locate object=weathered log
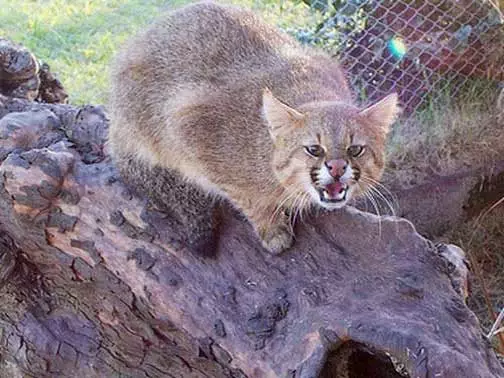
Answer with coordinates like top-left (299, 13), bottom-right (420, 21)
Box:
top-left (0, 39), bottom-right (67, 104)
top-left (388, 161), bottom-right (504, 238)
top-left (0, 96), bottom-right (503, 377)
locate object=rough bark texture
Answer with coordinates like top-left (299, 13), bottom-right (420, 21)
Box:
top-left (0, 39), bottom-right (67, 104)
top-left (389, 160), bottom-right (504, 239)
top-left (0, 95), bottom-right (503, 378)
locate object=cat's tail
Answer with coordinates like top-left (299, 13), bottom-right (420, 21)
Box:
top-left (114, 155), bottom-right (220, 257)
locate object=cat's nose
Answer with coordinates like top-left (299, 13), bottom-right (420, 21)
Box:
top-left (325, 159), bottom-right (347, 178)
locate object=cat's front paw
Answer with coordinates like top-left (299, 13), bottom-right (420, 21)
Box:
top-left (260, 225), bottom-right (294, 255)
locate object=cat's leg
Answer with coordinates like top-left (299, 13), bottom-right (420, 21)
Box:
top-left (236, 198), bottom-right (294, 255)
top-left (257, 212), bottom-right (294, 255)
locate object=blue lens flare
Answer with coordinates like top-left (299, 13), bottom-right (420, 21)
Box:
top-left (387, 37), bottom-right (407, 60)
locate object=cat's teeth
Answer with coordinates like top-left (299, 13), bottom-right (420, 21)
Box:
top-left (335, 190), bottom-right (346, 200)
top-left (323, 190), bottom-right (331, 200)
top-left (321, 186), bottom-right (347, 201)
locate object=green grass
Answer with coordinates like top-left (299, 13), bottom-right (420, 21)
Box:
top-left (0, 0), bottom-right (311, 105)
top-left (0, 0), bottom-right (189, 105)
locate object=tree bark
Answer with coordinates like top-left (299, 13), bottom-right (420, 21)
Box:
top-left (0, 95), bottom-right (503, 377)
top-left (0, 38), bottom-right (67, 104)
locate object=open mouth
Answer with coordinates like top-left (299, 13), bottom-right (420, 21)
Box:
top-left (318, 181), bottom-right (348, 203)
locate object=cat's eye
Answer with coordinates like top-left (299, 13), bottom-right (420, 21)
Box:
top-left (347, 145), bottom-right (365, 158)
top-left (304, 145), bottom-right (325, 158)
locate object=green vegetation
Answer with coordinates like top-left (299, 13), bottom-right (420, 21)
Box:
top-left (0, 0), bottom-right (313, 105)
top-left (0, 0), bottom-right (189, 104)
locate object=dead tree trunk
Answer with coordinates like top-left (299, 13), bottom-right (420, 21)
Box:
top-left (0, 95), bottom-right (503, 378)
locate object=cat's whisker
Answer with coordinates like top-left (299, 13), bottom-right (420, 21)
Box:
top-left (268, 189), bottom-right (300, 226)
top-left (291, 194), bottom-right (302, 226)
top-left (365, 183), bottom-right (396, 217)
top-left (286, 193), bottom-right (298, 225)
top-left (360, 175), bottom-right (393, 195)
top-left (359, 183), bottom-right (382, 241)
top-left (270, 193), bottom-right (294, 223)
top-left (360, 176), bottom-right (399, 215)
top-left (367, 184), bottom-right (401, 236)
top-left (291, 191), bottom-right (306, 228)
top-left (359, 177), bottom-right (397, 217)
top-left (369, 180), bottom-right (398, 211)
top-left (358, 178), bottom-right (402, 237)
top-left (299, 193), bottom-right (311, 223)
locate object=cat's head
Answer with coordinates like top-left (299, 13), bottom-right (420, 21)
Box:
top-left (262, 89), bottom-right (399, 210)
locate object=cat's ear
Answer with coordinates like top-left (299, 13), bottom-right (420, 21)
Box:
top-left (262, 88), bottom-right (305, 140)
top-left (359, 93), bottom-right (400, 134)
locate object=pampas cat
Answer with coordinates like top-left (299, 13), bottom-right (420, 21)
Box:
top-left (108, 2), bottom-right (399, 254)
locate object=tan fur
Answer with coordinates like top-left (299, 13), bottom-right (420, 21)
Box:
top-left (108, 2), bottom-right (400, 254)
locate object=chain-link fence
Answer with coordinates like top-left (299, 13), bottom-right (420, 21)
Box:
top-left (286, 0), bottom-right (504, 116)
